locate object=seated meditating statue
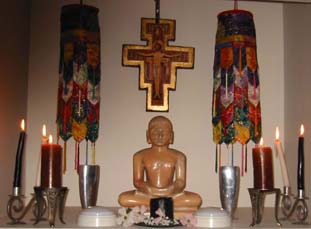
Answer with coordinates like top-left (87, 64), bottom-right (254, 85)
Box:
top-left (118, 116), bottom-right (202, 214)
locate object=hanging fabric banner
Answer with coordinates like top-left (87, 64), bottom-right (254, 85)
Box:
top-left (212, 10), bottom-right (262, 173)
top-left (57, 4), bottom-right (100, 172)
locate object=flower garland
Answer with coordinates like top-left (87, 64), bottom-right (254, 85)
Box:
top-left (116, 206), bottom-right (197, 227)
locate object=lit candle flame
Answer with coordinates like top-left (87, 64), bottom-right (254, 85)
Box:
top-left (42, 124), bottom-right (47, 137)
top-left (259, 137), bottom-right (264, 146)
top-left (300, 124), bottom-right (304, 136)
top-left (20, 119), bottom-right (25, 131)
top-left (48, 135), bottom-right (53, 144)
top-left (275, 127), bottom-right (280, 141)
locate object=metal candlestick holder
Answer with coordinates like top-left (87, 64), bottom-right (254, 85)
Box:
top-left (33, 186), bottom-right (68, 227)
top-left (281, 187), bottom-right (309, 224)
top-left (7, 186), bottom-right (68, 227)
top-left (7, 187), bottom-right (42, 225)
top-left (248, 188), bottom-right (282, 227)
top-left (280, 186), bottom-right (293, 218)
top-left (219, 166), bottom-right (240, 219)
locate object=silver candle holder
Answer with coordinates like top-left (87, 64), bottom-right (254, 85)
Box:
top-left (281, 186), bottom-right (293, 218)
top-left (7, 186), bottom-right (68, 227)
top-left (281, 187), bottom-right (309, 224)
top-left (219, 166), bottom-right (240, 219)
top-left (7, 187), bottom-right (44, 225)
top-left (248, 188), bottom-right (282, 227)
top-left (78, 164), bottom-right (100, 208)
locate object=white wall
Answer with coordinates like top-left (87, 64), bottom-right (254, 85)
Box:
top-left (26, 0), bottom-right (284, 207)
top-left (284, 4), bottom-right (311, 207)
top-left (0, 0), bottom-right (29, 215)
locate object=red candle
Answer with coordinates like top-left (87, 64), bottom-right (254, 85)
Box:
top-left (40, 135), bottom-right (62, 188)
top-left (252, 138), bottom-right (274, 190)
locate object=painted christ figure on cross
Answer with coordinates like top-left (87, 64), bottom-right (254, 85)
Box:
top-left (137, 39), bottom-right (182, 99)
top-left (123, 18), bottom-right (194, 112)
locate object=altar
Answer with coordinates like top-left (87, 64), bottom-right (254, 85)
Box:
top-left (0, 207), bottom-right (310, 229)
top-left (1, 0), bottom-right (311, 229)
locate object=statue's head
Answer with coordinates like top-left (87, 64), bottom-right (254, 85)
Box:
top-left (147, 116), bottom-right (174, 146)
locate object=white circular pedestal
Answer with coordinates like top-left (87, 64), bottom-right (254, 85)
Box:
top-left (77, 206), bottom-right (116, 227)
top-left (195, 207), bottom-right (231, 228)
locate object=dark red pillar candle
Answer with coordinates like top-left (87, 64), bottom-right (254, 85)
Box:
top-left (252, 145), bottom-right (274, 190)
top-left (40, 143), bottom-right (62, 188)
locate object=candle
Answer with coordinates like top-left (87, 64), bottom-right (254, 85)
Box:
top-left (42, 124), bottom-right (48, 144)
top-left (252, 138), bottom-right (274, 190)
top-left (274, 127), bottom-right (290, 187)
top-left (36, 125), bottom-right (49, 186)
top-left (40, 135), bottom-right (63, 188)
top-left (13, 119), bottom-right (26, 188)
top-left (297, 124), bottom-right (304, 191)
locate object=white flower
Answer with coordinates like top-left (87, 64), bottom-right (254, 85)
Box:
top-left (116, 207), bottom-right (135, 227)
top-left (179, 214), bottom-right (197, 227)
top-left (155, 208), bottom-right (166, 218)
top-left (131, 206), bottom-right (140, 214)
top-left (153, 216), bottom-right (162, 225)
top-left (140, 205), bottom-right (147, 214)
top-left (116, 205), bottom-right (182, 227)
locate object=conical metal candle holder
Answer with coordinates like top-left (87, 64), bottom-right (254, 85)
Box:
top-left (219, 166), bottom-right (240, 218)
top-left (79, 164), bottom-right (100, 208)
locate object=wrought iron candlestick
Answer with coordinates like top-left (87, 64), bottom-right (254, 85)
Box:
top-left (7, 186), bottom-right (68, 227)
top-left (248, 188), bottom-right (282, 227)
top-left (280, 187), bottom-right (309, 224)
top-left (33, 186), bottom-right (68, 227)
top-left (7, 187), bottom-right (45, 225)
top-left (281, 186), bottom-right (293, 218)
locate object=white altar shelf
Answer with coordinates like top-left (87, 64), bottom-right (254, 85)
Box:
top-left (0, 207), bottom-right (310, 228)
top-left (238, 0), bottom-right (311, 3)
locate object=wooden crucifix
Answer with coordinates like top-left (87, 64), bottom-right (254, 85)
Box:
top-left (122, 18), bottom-right (194, 112)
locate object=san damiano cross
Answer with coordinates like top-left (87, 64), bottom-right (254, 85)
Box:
top-left (122, 18), bottom-right (194, 111)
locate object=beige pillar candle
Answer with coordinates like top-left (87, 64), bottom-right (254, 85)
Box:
top-left (274, 127), bottom-right (290, 187)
